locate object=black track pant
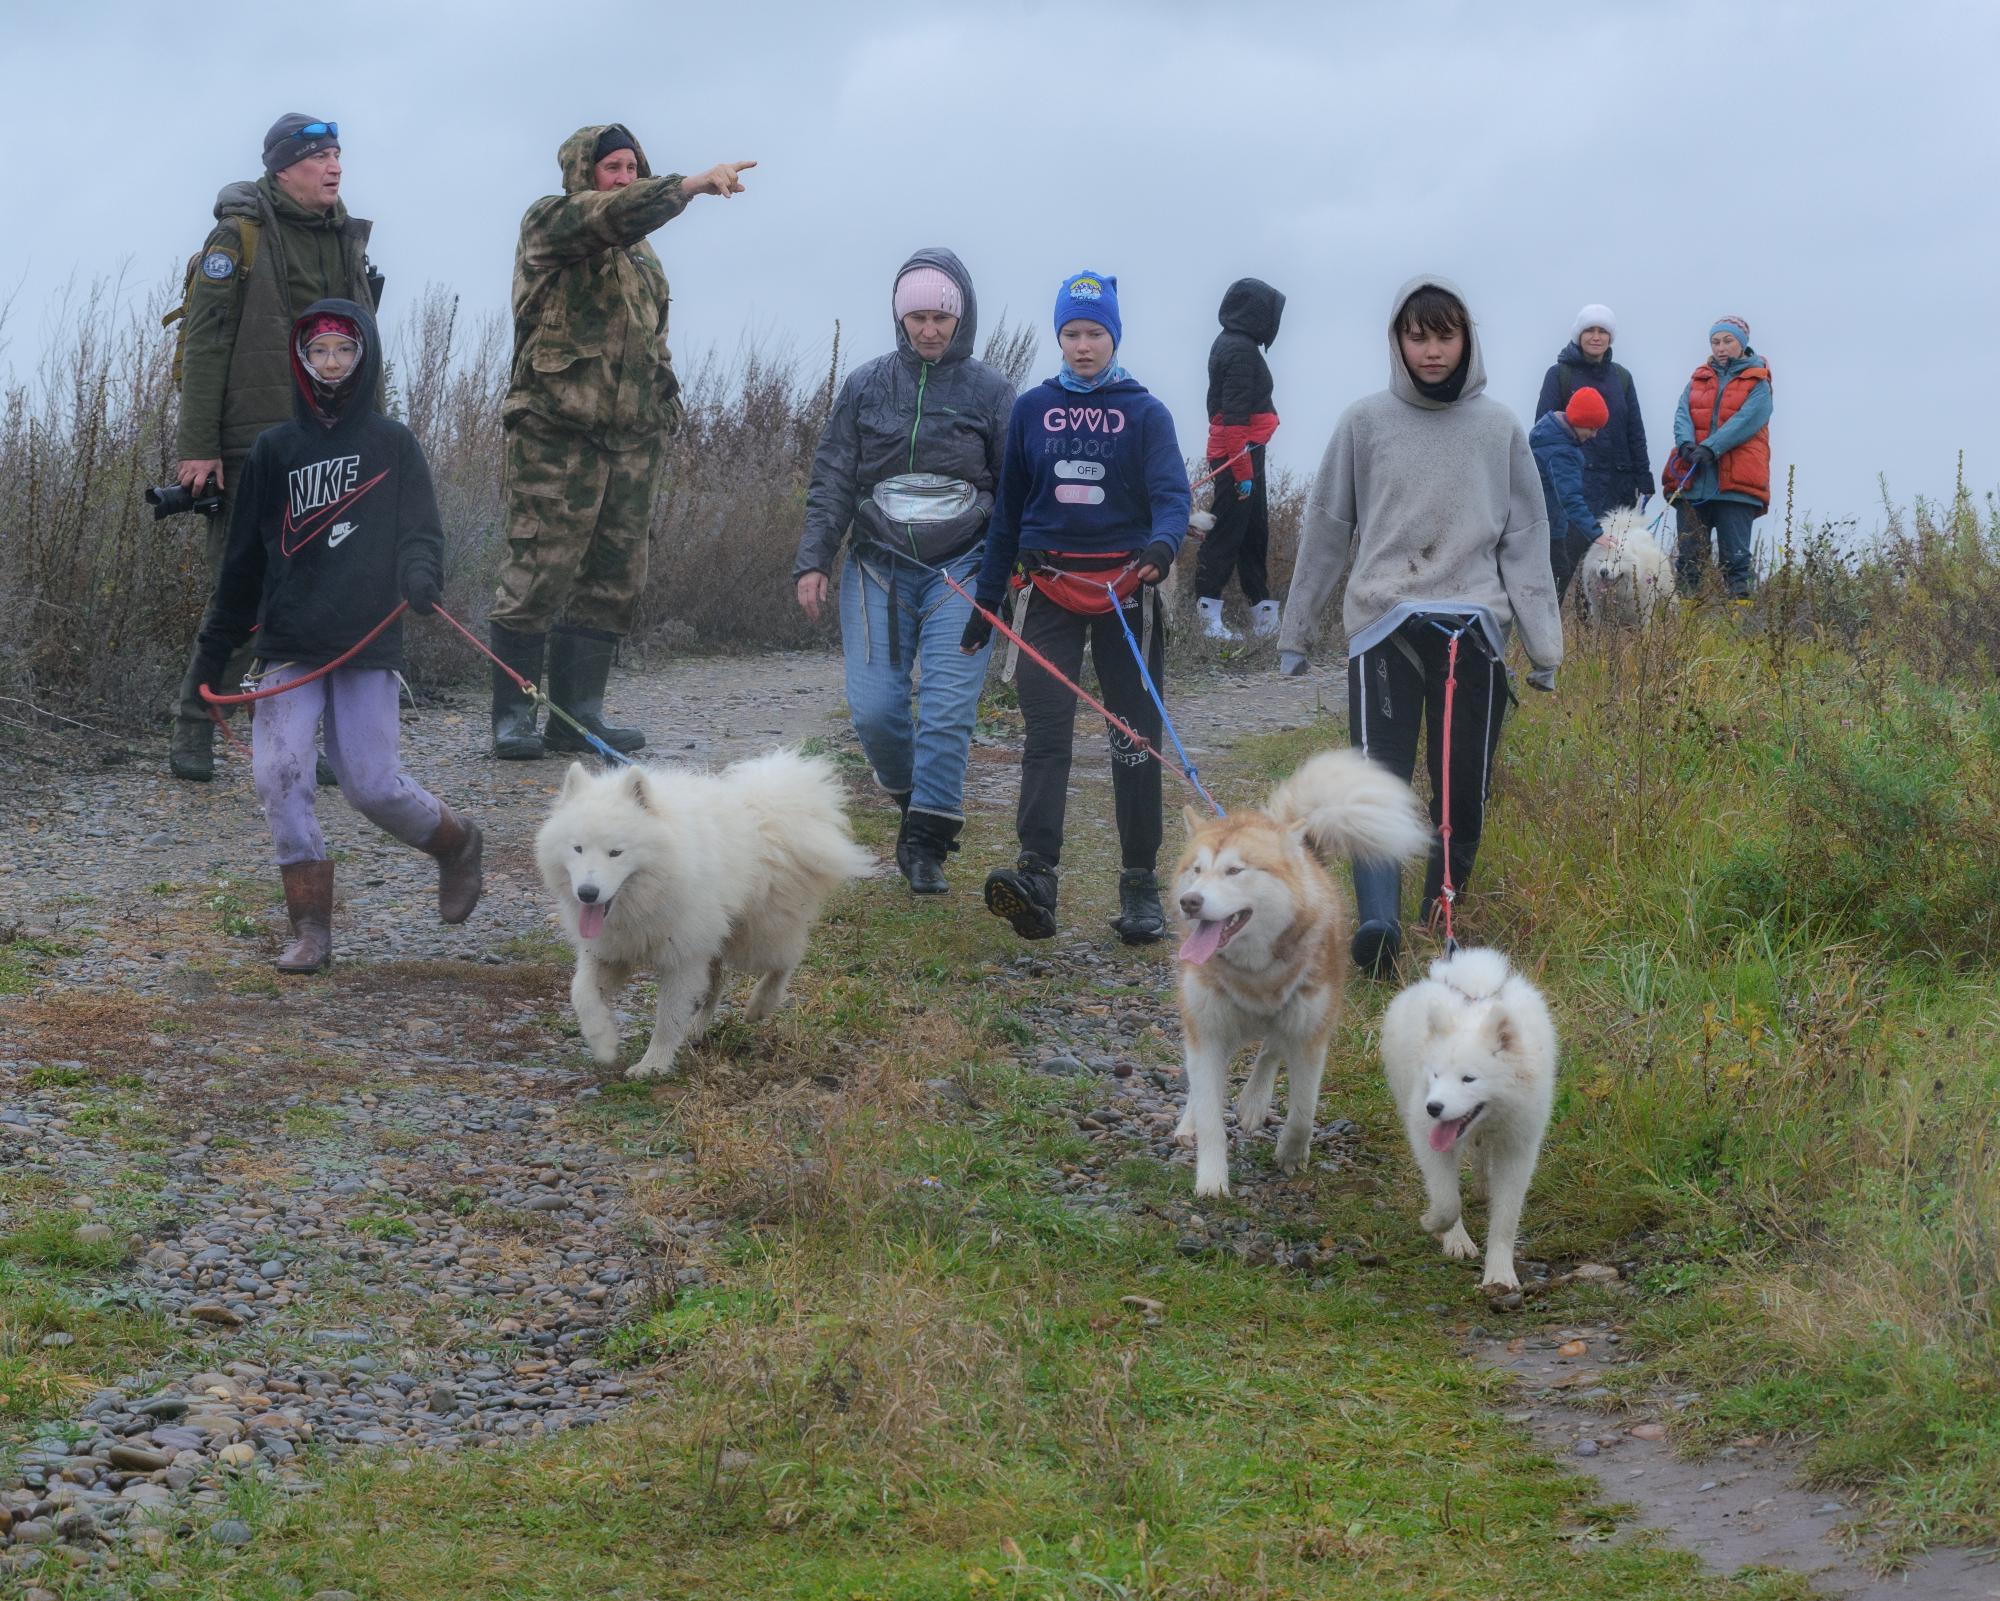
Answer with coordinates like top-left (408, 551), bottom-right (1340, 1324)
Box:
top-left (1194, 444), bottom-right (1270, 604)
top-left (1346, 618), bottom-right (1509, 910)
top-left (1014, 590), bottom-right (1165, 872)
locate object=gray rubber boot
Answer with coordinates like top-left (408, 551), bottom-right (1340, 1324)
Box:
top-left (489, 624), bottom-right (547, 761)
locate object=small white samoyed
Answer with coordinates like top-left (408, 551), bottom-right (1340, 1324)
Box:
top-left (1578, 504), bottom-right (1673, 626)
top-left (536, 750), bottom-right (873, 1080)
top-left (1379, 946), bottom-right (1557, 1290)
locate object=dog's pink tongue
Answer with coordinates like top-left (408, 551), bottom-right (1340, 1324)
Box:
top-left (576, 901), bottom-right (607, 940)
top-left (1429, 1119), bottom-right (1462, 1154)
top-left (1178, 919), bottom-right (1227, 965)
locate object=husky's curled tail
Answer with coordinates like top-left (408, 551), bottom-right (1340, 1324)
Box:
top-left (1265, 750), bottom-right (1431, 867)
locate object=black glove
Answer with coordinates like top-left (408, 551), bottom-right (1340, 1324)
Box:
top-left (1139, 540), bottom-right (1176, 582)
top-left (960, 607), bottom-right (995, 654)
top-left (404, 570), bottom-right (441, 616)
top-left (1691, 443), bottom-right (1717, 469)
top-left (193, 643), bottom-right (232, 693)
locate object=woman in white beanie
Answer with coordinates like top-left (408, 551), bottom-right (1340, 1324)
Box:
top-left (1532, 304), bottom-right (1651, 516)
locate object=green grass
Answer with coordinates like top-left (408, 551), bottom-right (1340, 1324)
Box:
top-left (100, 772), bottom-right (1785, 1600)
top-left (281, 1104), bottom-right (344, 1138)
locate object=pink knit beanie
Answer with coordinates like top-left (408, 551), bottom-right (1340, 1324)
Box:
top-left (894, 265), bottom-right (962, 321)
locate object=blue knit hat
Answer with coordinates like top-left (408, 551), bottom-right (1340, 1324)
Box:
top-left (1054, 271), bottom-right (1121, 346)
top-left (1709, 315), bottom-right (1750, 347)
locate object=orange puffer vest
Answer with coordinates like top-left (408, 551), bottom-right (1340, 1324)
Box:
top-left (1687, 359), bottom-right (1772, 505)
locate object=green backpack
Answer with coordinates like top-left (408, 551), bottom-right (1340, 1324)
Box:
top-left (162, 219), bottom-right (260, 387)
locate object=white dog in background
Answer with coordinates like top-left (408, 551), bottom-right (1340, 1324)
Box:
top-left (1380, 946), bottom-right (1558, 1289)
top-left (536, 751), bottom-right (873, 1080)
top-left (1578, 504), bottom-right (1673, 626)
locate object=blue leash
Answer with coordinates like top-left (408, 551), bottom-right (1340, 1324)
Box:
top-left (1103, 582), bottom-right (1225, 818)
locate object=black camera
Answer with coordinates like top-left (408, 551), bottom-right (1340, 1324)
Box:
top-left (146, 482), bottom-right (224, 521)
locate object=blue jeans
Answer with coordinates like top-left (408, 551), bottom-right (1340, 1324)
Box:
top-left (839, 544), bottom-right (994, 819)
top-left (1676, 499), bottom-right (1758, 597)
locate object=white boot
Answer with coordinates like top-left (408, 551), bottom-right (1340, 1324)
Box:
top-left (1197, 597), bottom-right (1241, 643)
top-left (1250, 599), bottom-right (1281, 639)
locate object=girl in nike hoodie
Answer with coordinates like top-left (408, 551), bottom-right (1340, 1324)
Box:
top-left (1276, 277), bottom-right (1562, 975)
top-left (195, 299), bottom-right (483, 974)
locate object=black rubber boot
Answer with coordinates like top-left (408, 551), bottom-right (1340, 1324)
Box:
top-left (1351, 861), bottom-right (1403, 979)
top-left (168, 721), bottom-right (215, 782)
top-left (1110, 869), bottom-right (1167, 945)
top-left (543, 625), bottom-right (645, 755)
top-left (489, 624), bottom-right (547, 761)
top-left (902, 810), bottom-right (962, 896)
top-left (984, 853), bottom-right (1058, 940)
top-left (889, 792), bottom-right (913, 881)
top-left (315, 752), bottom-right (338, 788)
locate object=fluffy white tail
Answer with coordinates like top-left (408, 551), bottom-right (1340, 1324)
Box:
top-left (1265, 750), bottom-right (1431, 865)
top-left (727, 748), bottom-right (876, 883)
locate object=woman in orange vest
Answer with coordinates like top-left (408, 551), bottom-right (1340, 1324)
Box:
top-left (1668, 315), bottom-right (1772, 600)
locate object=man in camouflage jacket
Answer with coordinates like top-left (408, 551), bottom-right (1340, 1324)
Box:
top-left (169, 113), bottom-right (380, 782)
top-left (487, 124), bottom-right (753, 760)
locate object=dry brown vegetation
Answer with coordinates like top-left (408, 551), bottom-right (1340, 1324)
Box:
top-left (0, 276), bottom-right (1054, 725)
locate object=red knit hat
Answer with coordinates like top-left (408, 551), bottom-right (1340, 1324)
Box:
top-left (1565, 386), bottom-right (1610, 430)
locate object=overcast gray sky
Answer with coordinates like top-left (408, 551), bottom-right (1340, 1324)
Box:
top-left (4, 0), bottom-right (1991, 536)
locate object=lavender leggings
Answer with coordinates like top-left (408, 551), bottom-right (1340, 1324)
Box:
top-left (252, 665), bottom-right (442, 867)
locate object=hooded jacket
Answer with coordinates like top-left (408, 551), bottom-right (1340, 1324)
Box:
top-left (1529, 411), bottom-right (1597, 549)
top-left (1204, 278), bottom-right (1284, 480)
top-left (1276, 275), bottom-right (1562, 673)
top-left (199, 299), bottom-right (443, 674)
top-left (1533, 341), bottom-right (1649, 515)
top-left (503, 124), bottom-right (688, 450)
top-left (176, 175), bottom-right (375, 464)
top-left (793, 248), bottom-right (1016, 579)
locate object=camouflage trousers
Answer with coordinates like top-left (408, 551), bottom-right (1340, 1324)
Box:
top-left (171, 478), bottom-right (255, 750)
top-left (490, 414), bottom-right (663, 637)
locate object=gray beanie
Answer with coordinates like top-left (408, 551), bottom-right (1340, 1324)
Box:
top-left (263, 113), bottom-right (339, 174)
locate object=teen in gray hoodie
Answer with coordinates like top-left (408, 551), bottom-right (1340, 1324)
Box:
top-left (1276, 276), bottom-right (1562, 974)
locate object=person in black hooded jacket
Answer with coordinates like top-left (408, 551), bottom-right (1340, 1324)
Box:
top-left (1197, 277), bottom-right (1284, 643)
top-left (192, 298), bottom-right (483, 973)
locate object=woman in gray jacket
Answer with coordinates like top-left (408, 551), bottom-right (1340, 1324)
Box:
top-left (794, 248), bottom-right (1015, 893)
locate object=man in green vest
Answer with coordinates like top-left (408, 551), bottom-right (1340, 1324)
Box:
top-left (168, 113), bottom-right (380, 782)
top-left (487, 124), bottom-right (753, 760)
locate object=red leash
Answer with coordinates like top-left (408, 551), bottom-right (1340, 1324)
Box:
top-left (199, 602), bottom-right (410, 709)
top-left (197, 602), bottom-right (633, 768)
top-left (1435, 630), bottom-right (1461, 954)
top-left (934, 568), bottom-right (1210, 800)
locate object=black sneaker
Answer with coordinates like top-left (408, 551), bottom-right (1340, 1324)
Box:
top-left (984, 854), bottom-right (1058, 940)
top-left (1110, 869), bottom-right (1166, 945)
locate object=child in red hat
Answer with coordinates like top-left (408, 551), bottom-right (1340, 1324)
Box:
top-left (1529, 385), bottom-right (1610, 600)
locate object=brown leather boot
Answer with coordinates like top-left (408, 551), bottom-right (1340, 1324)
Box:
top-left (275, 860), bottom-right (335, 974)
top-left (422, 803), bottom-right (485, 925)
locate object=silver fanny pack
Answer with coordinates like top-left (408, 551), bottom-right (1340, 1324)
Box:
top-left (855, 473), bottom-right (990, 565)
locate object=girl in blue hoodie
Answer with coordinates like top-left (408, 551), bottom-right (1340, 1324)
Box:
top-left (960, 271), bottom-right (1191, 944)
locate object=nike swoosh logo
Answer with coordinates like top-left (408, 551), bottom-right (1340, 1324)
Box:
top-left (327, 522), bottom-right (356, 547)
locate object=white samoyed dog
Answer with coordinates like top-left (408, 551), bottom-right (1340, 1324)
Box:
top-left (1379, 946), bottom-right (1557, 1289)
top-left (1578, 504), bottom-right (1672, 626)
top-left (536, 751), bottom-right (874, 1080)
